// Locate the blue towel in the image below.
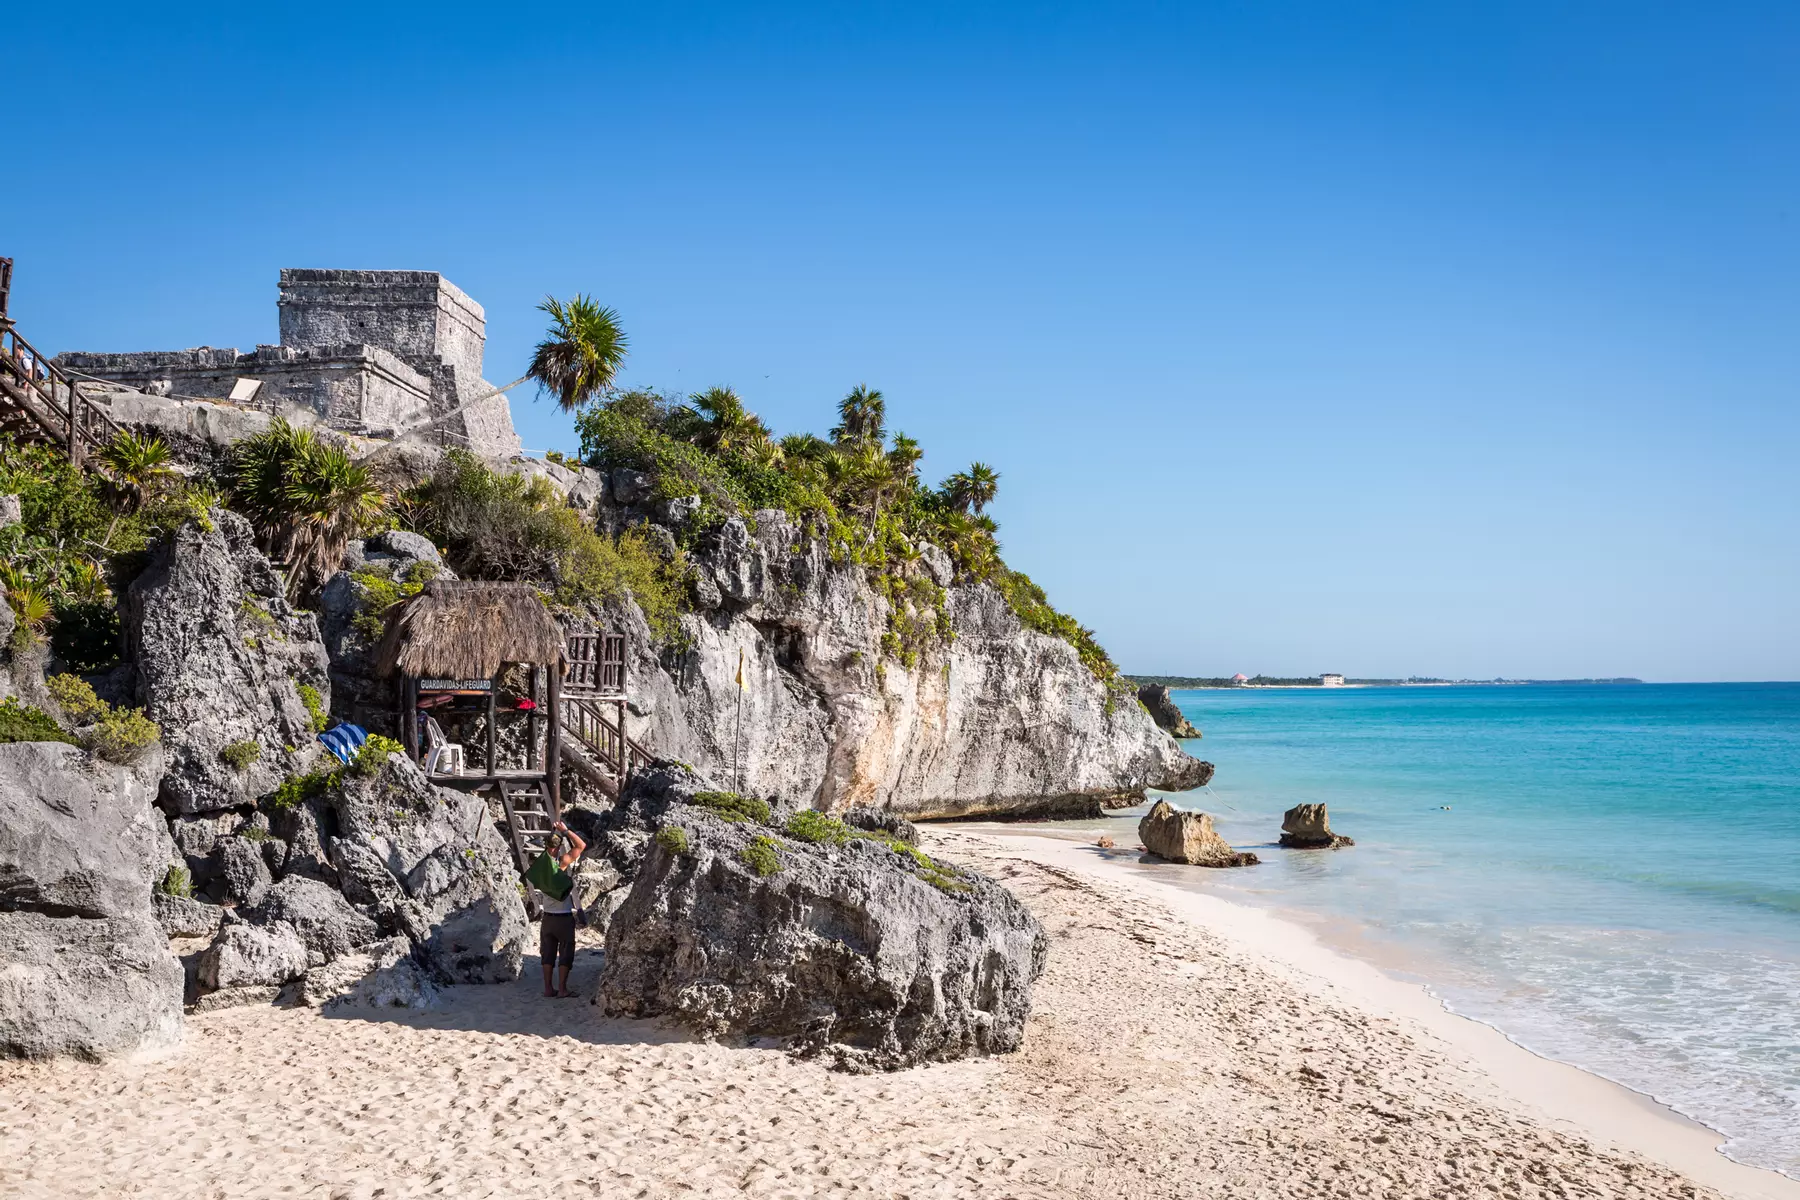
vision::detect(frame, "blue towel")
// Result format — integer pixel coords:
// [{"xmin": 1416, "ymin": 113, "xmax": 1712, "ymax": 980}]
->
[{"xmin": 317, "ymin": 723, "xmax": 369, "ymax": 765}]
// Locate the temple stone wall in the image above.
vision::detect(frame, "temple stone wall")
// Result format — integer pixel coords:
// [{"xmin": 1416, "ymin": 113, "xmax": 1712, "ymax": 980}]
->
[
  {"xmin": 57, "ymin": 345, "xmax": 432, "ymax": 437},
  {"xmin": 54, "ymin": 270, "xmax": 519, "ymax": 456}
]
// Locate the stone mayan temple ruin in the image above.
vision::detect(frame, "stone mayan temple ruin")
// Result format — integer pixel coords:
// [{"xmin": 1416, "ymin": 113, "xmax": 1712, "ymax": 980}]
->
[{"xmin": 57, "ymin": 269, "xmax": 521, "ymax": 457}]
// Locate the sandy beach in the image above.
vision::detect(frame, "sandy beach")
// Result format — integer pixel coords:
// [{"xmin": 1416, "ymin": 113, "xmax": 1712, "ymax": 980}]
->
[{"xmin": 4, "ymin": 828, "xmax": 1795, "ymax": 1200}]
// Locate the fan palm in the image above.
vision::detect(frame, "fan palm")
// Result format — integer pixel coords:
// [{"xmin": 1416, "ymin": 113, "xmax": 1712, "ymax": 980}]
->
[
  {"xmin": 527, "ymin": 295, "xmax": 630, "ymax": 411},
  {"xmin": 685, "ymin": 386, "xmax": 771, "ymax": 455},
  {"xmin": 284, "ymin": 444, "xmax": 387, "ymax": 595},
  {"xmin": 830, "ymin": 385, "xmax": 886, "ymax": 446},
  {"xmin": 97, "ymin": 431, "xmax": 175, "ymax": 514},
  {"xmin": 942, "ymin": 462, "xmax": 1000, "ymax": 515}
]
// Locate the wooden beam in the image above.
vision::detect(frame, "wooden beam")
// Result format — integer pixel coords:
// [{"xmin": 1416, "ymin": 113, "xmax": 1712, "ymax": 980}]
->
[{"xmin": 546, "ymin": 660, "xmax": 562, "ymax": 816}]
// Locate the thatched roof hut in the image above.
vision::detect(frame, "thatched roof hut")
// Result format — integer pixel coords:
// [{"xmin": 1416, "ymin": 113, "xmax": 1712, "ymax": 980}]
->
[{"xmin": 375, "ymin": 580, "xmax": 564, "ymax": 679}]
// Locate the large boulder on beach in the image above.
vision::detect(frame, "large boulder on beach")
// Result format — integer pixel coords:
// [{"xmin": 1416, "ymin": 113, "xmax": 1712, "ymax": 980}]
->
[
  {"xmin": 1136, "ymin": 686, "xmax": 1202, "ymax": 739},
  {"xmin": 597, "ymin": 765, "xmax": 1048, "ymax": 1070},
  {"xmin": 0, "ymin": 742, "xmax": 183, "ymax": 1059},
  {"xmin": 1279, "ymin": 803, "xmax": 1354, "ymax": 849},
  {"xmin": 126, "ymin": 510, "xmax": 332, "ymax": 814},
  {"xmin": 322, "ymin": 750, "xmax": 529, "ymax": 984},
  {"xmin": 1138, "ymin": 799, "xmax": 1259, "ymax": 867},
  {"xmin": 198, "ymin": 921, "xmax": 309, "ymax": 990},
  {"xmin": 249, "ymin": 874, "xmax": 380, "ymax": 967}
]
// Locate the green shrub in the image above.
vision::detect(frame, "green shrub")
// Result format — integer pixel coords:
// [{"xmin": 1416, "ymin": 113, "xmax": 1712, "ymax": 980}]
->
[
  {"xmin": 87, "ymin": 706, "xmax": 161, "ymax": 763},
  {"xmin": 689, "ymin": 790, "xmax": 772, "ymax": 824},
  {"xmin": 858, "ymin": 831, "xmax": 971, "ymax": 894},
  {"xmin": 784, "ymin": 809, "xmax": 851, "ymax": 846},
  {"xmin": 267, "ymin": 765, "xmax": 337, "ymax": 811},
  {"xmin": 158, "ymin": 863, "xmax": 194, "ymax": 899},
  {"xmin": 741, "ymin": 835, "xmax": 782, "ymax": 877},
  {"xmin": 350, "ymin": 733, "xmax": 405, "ymax": 778},
  {"xmin": 219, "ymin": 739, "xmax": 260, "ymax": 770},
  {"xmin": 240, "ymin": 824, "xmax": 269, "ymax": 843},
  {"xmin": 46, "ymin": 673, "xmax": 107, "ymax": 724},
  {"xmin": 297, "ymin": 683, "xmax": 329, "ymax": 733},
  {"xmin": 655, "ymin": 825, "xmax": 690, "ymax": 856},
  {"xmin": 0, "ymin": 697, "xmax": 79, "ymax": 747},
  {"xmin": 400, "ymin": 451, "xmax": 687, "ymax": 641}
]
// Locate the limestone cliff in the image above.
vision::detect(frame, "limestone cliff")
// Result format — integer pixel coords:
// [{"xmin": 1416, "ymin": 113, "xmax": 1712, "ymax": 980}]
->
[{"xmin": 610, "ymin": 510, "xmax": 1212, "ymax": 818}]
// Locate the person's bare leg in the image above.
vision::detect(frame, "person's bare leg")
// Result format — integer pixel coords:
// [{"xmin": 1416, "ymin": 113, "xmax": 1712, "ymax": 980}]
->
[
  {"xmin": 542, "ymin": 958, "xmax": 555, "ymax": 997},
  {"xmin": 557, "ymin": 961, "xmax": 573, "ymax": 997}
]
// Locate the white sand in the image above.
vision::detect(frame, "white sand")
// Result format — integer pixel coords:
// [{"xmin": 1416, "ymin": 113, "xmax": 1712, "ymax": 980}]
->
[{"xmin": 2, "ymin": 828, "xmax": 1795, "ymax": 1199}]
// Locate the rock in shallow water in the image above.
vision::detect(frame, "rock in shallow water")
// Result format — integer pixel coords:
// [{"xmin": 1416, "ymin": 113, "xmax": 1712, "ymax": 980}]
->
[
  {"xmin": 1279, "ymin": 803, "xmax": 1354, "ymax": 849},
  {"xmin": 1138, "ymin": 799, "xmax": 1259, "ymax": 867},
  {"xmin": 597, "ymin": 766, "xmax": 1047, "ymax": 1071}
]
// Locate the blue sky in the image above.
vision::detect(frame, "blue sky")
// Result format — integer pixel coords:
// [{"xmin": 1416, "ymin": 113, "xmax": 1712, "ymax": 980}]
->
[{"xmin": 9, "ymin": 3, "xmax": 1798, "ymax": 681}]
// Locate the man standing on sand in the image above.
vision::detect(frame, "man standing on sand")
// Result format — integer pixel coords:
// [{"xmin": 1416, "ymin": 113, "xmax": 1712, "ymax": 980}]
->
[{"xmin": 534, "ymin": 821, "xmax": 585, "ymax": 998}]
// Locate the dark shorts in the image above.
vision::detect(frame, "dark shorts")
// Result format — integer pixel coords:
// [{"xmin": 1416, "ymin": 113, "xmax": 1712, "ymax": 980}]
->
[{"xmin": 539, "ymin": 911, "xmax": 576, "ymax": 968}]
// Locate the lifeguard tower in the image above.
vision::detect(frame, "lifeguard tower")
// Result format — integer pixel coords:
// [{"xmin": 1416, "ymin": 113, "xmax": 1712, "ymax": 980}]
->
[{"xmin": 375, "ymin": 579, "xmax": 653, "ymax": 875}]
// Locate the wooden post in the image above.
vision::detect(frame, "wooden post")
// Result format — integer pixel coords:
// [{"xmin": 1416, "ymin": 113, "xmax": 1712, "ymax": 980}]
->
[
  {"xmin": 546, "ymin": 659, "xmax": 562, "ymax": 815},
  {"xmin": 485, "ymin": 671, "xmax": 499, "ymax": 778},
  {"xmin": 67, "ymin": 381, "xmax": 82, "ymax": 467},
  {"xmin": 526, "ymin": 664, "xmax": 541, "ymax": 772},
  {"xmin": 401, "ymin": 676, "xmax": 420, "ymax": 761}
]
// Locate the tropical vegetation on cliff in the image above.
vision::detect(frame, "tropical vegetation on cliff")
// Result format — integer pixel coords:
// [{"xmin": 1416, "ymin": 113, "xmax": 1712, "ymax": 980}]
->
[{"xmin": 1, "ymin": 293, "xmax": 1117, "ymax": 684}]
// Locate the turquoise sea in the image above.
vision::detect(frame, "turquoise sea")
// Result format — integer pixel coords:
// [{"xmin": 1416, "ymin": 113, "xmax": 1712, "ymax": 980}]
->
[{"xmin": 1013, "ymin": 684, "xmax": 1800, "ymax": 1178}]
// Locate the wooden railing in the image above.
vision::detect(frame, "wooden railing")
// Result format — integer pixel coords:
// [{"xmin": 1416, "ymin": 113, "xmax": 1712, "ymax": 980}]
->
[
  {"xmin": 562, "ymin": 695, "xmax": 654, "ymax": 781},
  {"xmin": 0, "ymin": 321, "xmax": 121, "ymax": 464},
  {"xmin": 565, "ymin": 631, "xmax": 627, "ymax": 696}
]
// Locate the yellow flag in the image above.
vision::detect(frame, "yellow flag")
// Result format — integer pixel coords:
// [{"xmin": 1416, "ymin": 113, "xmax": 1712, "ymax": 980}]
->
[{"xmin": 735, "ymin": 648, "xmax": 747, "ymax": 691}]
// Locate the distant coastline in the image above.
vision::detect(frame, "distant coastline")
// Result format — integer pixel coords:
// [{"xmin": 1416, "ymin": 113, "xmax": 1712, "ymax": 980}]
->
[{"xmin": 1124, "ymin": 674, "xmax": 1646, "ymax": 690}]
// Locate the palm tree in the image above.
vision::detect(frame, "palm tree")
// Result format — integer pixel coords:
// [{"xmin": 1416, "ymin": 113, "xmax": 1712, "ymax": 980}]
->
[
  {"xmin": 527, "ymin": 295, "xmax": 630, "ymax": 411},
  {"xmin": 830, "ymin": 384, "xmax": 886, "ymax": 446},
  {"xmin": 942, "ymin": 462, "xmax": 1000, "ymax": 515},
  {"xmin": 886, "ymin": 433, "xmax": 923, "ymax": 484},
  {"xmin": 232, "ymin": 420, "xmax": 387, "ymax": 595},
  {"xmin": 97, "ymin": 431, "xmax": 175, "ymax": 514},
  {"xmin": 778, "ymin": 432, "xmax": 834, "ymax": 462},
  {"xmin": 685, "ymin": 386, "xmax": 771, "ymax": 455},
  {"xmin": 284, "ymin": 444, "xmax": 386, "ymax": 595}
]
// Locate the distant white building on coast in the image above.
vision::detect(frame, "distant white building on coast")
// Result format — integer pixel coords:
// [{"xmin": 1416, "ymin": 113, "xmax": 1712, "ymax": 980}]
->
[
  {"xmin": 1320, "ymin": 673, "xmax": 1346, "ymax": 687},
  {"xmin": 1231, "ymin": 673, "xmax": 1249, "ymax": 685}
]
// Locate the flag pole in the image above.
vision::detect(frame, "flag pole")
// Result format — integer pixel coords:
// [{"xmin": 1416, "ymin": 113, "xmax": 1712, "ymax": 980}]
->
[{"xmin": 733, "ymin": 647, "xmax": 746, "ymax": 793}]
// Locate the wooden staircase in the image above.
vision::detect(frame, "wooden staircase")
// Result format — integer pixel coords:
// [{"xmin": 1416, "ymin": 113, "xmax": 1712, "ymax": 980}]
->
[{"xmin": 1, "ymin": 284, "xmax": 123, "ymax": 464}]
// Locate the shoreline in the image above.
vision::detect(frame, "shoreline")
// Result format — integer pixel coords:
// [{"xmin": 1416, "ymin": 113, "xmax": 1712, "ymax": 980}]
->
[{"xmin": 954, "ymin": 827, "xmax": 1800, "ymax": 1200}]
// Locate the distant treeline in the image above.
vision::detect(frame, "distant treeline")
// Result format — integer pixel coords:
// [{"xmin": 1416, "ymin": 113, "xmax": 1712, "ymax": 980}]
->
[{"xmin": 1126, "ymin": 675, "xmax": 1644, "ymax": 689}]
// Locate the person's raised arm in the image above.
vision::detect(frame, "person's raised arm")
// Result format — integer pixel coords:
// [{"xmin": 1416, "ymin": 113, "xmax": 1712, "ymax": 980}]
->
[{"xmin": 553, "ymin": 821, "xmax": 585, "ymax": 868}]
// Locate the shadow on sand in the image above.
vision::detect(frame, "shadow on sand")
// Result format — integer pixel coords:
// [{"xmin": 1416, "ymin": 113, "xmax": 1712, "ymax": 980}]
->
[{"xmin": 318, "ymin": 945, "xmax": 699, "ymax": 1049}]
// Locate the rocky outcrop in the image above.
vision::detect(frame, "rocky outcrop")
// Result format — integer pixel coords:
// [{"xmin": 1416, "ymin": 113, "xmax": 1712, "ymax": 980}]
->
[
  {"xmin": 613, "ymin": 510, "xmax": 1213, "ymax": 819},
  {"xmin": 1137, "ymin": 799, "xmax": 1259, "ymax": 867},
  {"xmin": 0, "ymin": 742, "xmax": 183, "ymax": 1059},
  {"xmin": 597, "ymin": 765, "xmax": 1047, "ymax": 1070},
  {"xmin": 1137, "ymin": 685, "xmax": 1201, "ymax": 739},
  {"xmin": 1279, "ymin": 803, "xmax": 1354, "ymax": 849},
  {"xmin": 126, "ymin": 510, "xmax": 332, "ymax": 814},
  {"xmin": 323, "ymin": 750, "xmax": 528, "ymax": 984}
]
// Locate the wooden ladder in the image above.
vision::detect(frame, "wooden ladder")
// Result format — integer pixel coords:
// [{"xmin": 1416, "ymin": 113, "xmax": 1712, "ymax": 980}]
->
[{"xmin": 493, "ymin": 776, "xmax": 559, "ymax": 880}]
